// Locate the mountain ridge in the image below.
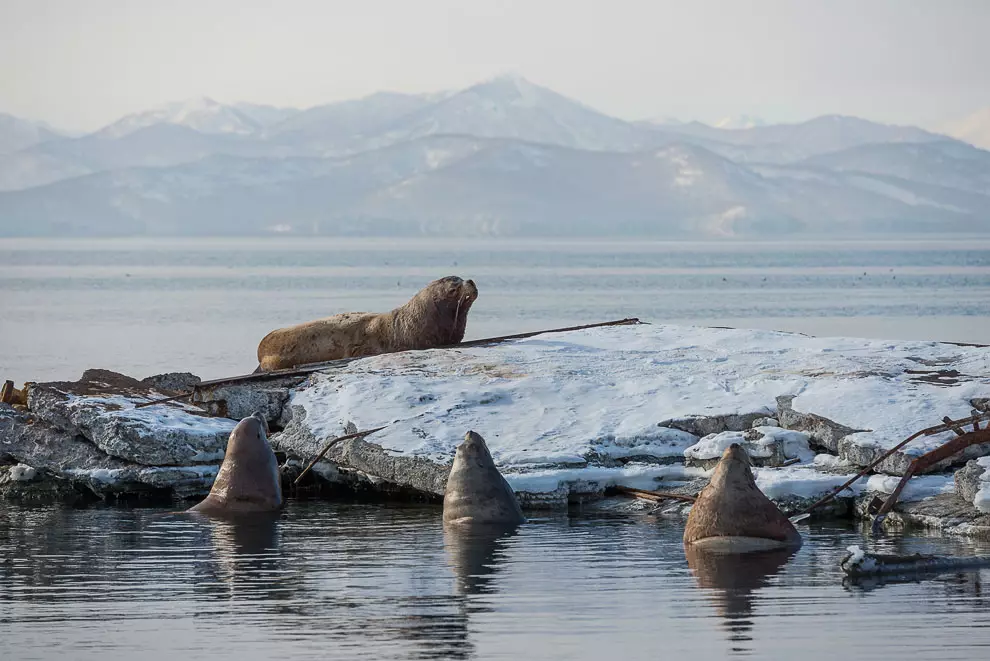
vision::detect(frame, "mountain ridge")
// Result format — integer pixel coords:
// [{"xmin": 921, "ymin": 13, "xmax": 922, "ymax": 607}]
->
[{"xmin": 0, "ymin": 76, "xmax": 987, "ymax": 238}]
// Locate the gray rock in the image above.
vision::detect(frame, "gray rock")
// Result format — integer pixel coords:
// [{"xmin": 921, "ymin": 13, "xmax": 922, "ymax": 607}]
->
[
  {"xmin": 0, "ymin": 464, "xmax": 90, "ymax": 504},
  {"xmin": 955, "ymin": 460, "xmax": 987, "ymax": 504},
  {"xmin": 191, "ymin": 375, "xmax": 305, "ymax": 427},
  {"xmin": 837, "ymin": 434, "xmax": 990, "ymax": 477},
  {"xmin": 140, "ymin": 372, "xmax": 202, "ymax": 393},
  {"xmin": 1, "ymin": 403, "xmax": 126, "ymax": 473},
  {"xmin": 27, "ymin": 369, "xmax": 237, "ymax": 466},
  {"xmin": 972, "ymin": 398, "xmax": 990, "ymax": 413},
  {"xmin": 659, "ymin": 410, "xmax": 772, "ymax": 437},
  {"xmin": 272, "ymin": 410, "xmax": 449, "ymax": 498},
  {"xmin": 776, "ymin": 395, "xmax": 866, "ymax": 453},
  {"xmin": 751, "ymin": 417, "xmax": 780, "ymax": 428},
  {"xmin": 684, "ymin": 427, "xmax": 814, "ymax": 469},
  {"xmin": 1, "ymin": 404, "xmax": 220, "ymax": 499},
  {"xmin": 869, "ymin": 492, "xmax": 990, "ymax": 538}
]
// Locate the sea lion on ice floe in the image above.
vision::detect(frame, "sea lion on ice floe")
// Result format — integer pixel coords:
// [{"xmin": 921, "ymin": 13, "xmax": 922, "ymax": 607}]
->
[
  {"xmin": 683, "ymin": 443, "xmax": 801, "ymax": 552},
  {"xmin": 443, "ymin": 431, "xmax": 525, "ymax": 526},
  {"xmin": 189, "ymin": 413, "xmax": 282, "ymax": 516},
  {"xmin": 255, "ymin": 275, "xmax": 478, "ymax": 372}
]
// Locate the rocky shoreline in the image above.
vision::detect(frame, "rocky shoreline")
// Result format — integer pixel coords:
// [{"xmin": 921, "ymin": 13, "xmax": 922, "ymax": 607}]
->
[{"xmin": 3, "ymin": 324, "xmax": 989, "ymax": 537}]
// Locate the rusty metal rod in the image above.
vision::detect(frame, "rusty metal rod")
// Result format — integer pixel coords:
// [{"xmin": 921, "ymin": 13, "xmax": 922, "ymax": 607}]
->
[
  {"xmin": 871, "ymin": 426, "xmax": 990, "ymax": 533},
  {"xmin": 801, "ymin": 411, "xmax": 990, "ymax": 514},
  {"xmin": 293, "ymin": 426, "xmax": 388, "ymax": 485}
]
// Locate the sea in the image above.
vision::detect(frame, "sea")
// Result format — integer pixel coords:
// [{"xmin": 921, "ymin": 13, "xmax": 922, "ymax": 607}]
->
[
  {"xmin": 2, "ymin": 236, "xmax": 990, "ymax": 660},
  {"xmin": 1, "ymin": 236, "xmax": 988, "ymax": 384}
]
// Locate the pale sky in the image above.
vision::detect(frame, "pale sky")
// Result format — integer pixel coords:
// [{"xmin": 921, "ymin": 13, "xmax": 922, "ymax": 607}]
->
[{"xmin": 1, "ymin": 0, "xmax": 988, "ymax": 132}]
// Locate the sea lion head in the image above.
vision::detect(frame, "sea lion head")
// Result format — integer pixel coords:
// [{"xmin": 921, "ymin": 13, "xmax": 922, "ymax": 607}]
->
[
  {"xmin": 188, "ymin": 414, "xmax": 283, "ymax": 516},
  {"xmin": 443, "ymin": 430, "xmax": 525, "ymax": 526},
  {"xmin": 711, "ymin": 443, "xmax": 755, "ymax": 489},
  {"xmin": 403, "ymin": 275, "xmax": 478, "ymax": 345},
  {"xmin": 683, "ymin": 443, "xmax": 801, "ymax": 550},
  {"xmin": 455, "ymin": 429, "xmax": 494, "ymax": 465}
]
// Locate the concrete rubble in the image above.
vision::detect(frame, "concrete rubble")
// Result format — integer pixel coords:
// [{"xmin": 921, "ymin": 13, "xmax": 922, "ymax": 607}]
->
[{"xmin": 1, "ymin": 324, "xmax": 988, "ymax": 538}]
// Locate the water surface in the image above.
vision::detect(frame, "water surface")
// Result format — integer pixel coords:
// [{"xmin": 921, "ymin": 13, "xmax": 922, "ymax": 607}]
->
[
  {"xmin": 1, "ymin": 237, "xmax": 988, "ymax": 384},
  {"xmin": 2, "ymin": 503, "xmax": 990, "ymax": 660}
]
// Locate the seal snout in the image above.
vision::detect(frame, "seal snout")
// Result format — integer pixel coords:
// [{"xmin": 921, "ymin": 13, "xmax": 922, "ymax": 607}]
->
[{"xmin": 722, "ymin": 442, "xmax": 751, "ymax": 464}]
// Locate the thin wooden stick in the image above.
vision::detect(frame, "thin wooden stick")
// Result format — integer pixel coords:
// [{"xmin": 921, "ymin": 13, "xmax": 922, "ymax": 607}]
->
[
  {"xmin": 612, "ymin": 485, "xmax": 697, "ymax": 503},
  {"xmin": 293, "ymin": 426, "xmax": 388, "ymax": 485}
]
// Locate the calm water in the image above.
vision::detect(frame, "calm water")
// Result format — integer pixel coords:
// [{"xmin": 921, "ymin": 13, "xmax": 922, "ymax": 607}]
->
[
  {"xmin": 2, "ymin": 503, "xmax": 990, "ymax": 661},
  {"xmin": 1, "ymin": 237, "xmax": 988, "ymax": 384}
]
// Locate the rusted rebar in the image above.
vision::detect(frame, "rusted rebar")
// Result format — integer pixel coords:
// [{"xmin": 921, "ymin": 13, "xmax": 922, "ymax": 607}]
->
[{"xmin": 802, "ymin": 411, "xmax": 990, "ymax": 515}]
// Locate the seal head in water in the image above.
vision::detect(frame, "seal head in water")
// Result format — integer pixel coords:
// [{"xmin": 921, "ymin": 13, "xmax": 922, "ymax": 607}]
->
[
  {"xmin": 189, "ymin": 412, "xmax": 282, "ymax": 516},
  {"xmin": 443, "ymin": 431, "xmax": 525, "ymax": 526},
  {"xmin": 683, "ymin": 443, "xmax": 802, "ymax": 552}
]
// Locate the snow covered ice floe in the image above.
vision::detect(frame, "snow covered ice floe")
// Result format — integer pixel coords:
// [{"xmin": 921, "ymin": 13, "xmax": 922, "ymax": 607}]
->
[{"xmin": 278, "ymin": 323, "xmax": 990, "ymax": 505}]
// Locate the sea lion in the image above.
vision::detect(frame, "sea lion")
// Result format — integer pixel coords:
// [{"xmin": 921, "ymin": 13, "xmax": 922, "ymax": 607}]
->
[
  {"xmin": 255, "ymin": 275, "xmax": 478, "ymax": 372},
  {"xmin": 189, "ymin": 412, "xmax": 282, "ymax": 516},
  {"xmin": 443, "ymin": 431, "xmax": 525, "ymax": 526},
  {"xmin": 683, "ymin": 443, "xmax": 802, "ymax": 552}
]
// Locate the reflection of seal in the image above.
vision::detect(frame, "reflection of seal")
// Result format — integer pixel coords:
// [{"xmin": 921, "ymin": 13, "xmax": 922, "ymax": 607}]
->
[
  {"xmin": 444, "ymin": 524, "xmax": 518, "ymax": 595},
  {"xmin": 443, "ymin": 431, "xmax": 525, "ymax": 526},
  {"xmin": 189, "ymin": 413, "xmax": 283, "ymax": 516},
  {"xmin": 256, "ymin": 276, "xmax": 478, "ymax": 371},
  {"xmin": 685, "ymin": 544, "xmax": 795, "ymax": 648},
  {"xmin": 683, "ymin": 443, "xmax": 801, "ymax": 551}
]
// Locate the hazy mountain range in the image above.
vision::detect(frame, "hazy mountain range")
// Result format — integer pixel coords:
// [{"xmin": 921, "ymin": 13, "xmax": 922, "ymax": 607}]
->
[{"xmin": 1, "ymin": 75, "xmax": 988, "ymax": 238}]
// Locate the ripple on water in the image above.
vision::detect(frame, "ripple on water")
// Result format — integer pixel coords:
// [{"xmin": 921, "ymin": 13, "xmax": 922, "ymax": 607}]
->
[{"xmin": 2, "ymin": 503, "xmax": 990, "ymax": 660}]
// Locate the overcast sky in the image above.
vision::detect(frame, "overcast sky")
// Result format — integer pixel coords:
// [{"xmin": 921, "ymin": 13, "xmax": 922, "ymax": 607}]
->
[{"xmin": 1, "ymin": 0, "xmax": 988, "ymax": 132}]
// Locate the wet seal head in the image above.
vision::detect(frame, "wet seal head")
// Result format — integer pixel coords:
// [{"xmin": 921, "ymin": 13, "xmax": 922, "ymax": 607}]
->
[
  {"xmin": 683, "ymin": 443, "xmax": 802, "ymax": 552},
  {"xmin": 443, "ymin": 431, "xmax": 525, "ymax": 526},
  {"xmin": 255, "ymin": 275, "xmax": 479, "ymax": 372},
  {"xmin": 188, "ymin": 411, "xmax": 282, "ymax": 517}
]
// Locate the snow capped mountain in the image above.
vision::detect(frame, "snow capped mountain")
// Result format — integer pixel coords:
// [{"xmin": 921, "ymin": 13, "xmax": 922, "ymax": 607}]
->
[
  {"xmin": 231, "ymin": 102, "xmax": 300, "ymax": 128},
  {"xmin": 265, "ymin": 91, "xmax": 436, "ymax": 149},
  {"xmin": 0, "ymin": 113, "xmax": 62, "ymax": 154},
  {"xmin": 96, "ymin": 97, "xmax": 265, "ymax": 138},
  {"xmin": 659, "ymin": 114, "xmax": 949, "ymax": 163},
  {"xmin": 803, "ymin": 140, "xmax": 990, "ymax": 195},
  {"xmin": 713, "ymin": 114, "xmax": 767, "ymax": 129},
  {"xmin": 0, "ymin": 77, "xmax": 987, "ymax": 237},
  {"xmin": 373, "ymin": 74, "xmax": 654, "ymax": 152},
  {"xmin": 939, "ymin": 108, "xmax": 990, "ymax": 150}
]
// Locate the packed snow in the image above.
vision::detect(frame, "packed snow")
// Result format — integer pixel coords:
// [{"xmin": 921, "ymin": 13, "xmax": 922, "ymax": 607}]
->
[{"xmin": 291, "ymin": 323, "xmax": 988, "ymax": 501}]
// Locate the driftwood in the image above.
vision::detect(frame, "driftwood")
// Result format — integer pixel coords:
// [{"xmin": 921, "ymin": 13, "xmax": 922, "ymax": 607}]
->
[
  {"xmin": 292, "ymin": 426, "xmax": 388, "ymax": 485},
  {"xmin": 612, "ymin": 485, "xmax": 698, "ymax": 503},
  {"xmin": 135, "ymin": 317, "xmax": 643, "ymax": 409}
]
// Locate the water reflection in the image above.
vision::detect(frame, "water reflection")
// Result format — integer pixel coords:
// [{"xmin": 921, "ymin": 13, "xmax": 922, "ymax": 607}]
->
[
  {"xmin": 4, "ymin": 504, "xmax": 990, "ymax": 660},
  {"xmin": 443, "ymin": 523, "xmax": 519, "ymax": 596},
  {"xmin": 685, "ymin": 544, "xmax": 796, "ymax": 653},
  {"xmin": 199, "ymin": 513, "xmax": 286, "ymax": 601}
]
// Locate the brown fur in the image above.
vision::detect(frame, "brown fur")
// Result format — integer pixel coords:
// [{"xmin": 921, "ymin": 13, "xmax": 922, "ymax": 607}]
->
[
  {"xmin": 256, "ymin": 276, "xmax": 478, "ymax": 372},
  {"xmin": 189, "ymin": 413, "xmax": 283, "ymax": 516},
  {"xmin": 683, "ymin": 443, "xmax": 802, "ymax": 548}
]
